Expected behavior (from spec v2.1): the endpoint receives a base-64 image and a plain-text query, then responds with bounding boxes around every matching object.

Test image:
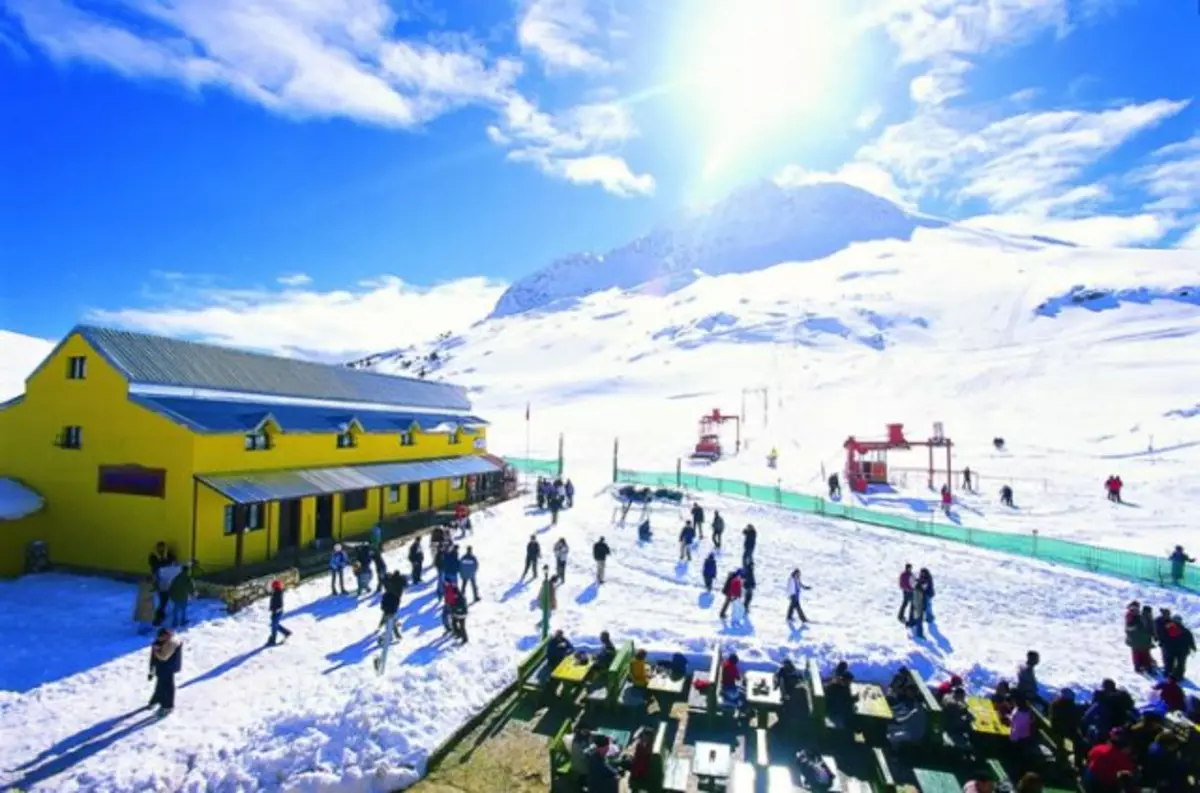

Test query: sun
[675,0,846,180]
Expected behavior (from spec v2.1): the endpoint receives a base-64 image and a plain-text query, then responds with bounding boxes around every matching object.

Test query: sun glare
[677,0,845,181]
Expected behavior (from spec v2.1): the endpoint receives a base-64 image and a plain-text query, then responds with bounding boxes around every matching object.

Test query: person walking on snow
[691,502,705,539]
[565,479,575,509]
[918,568,935,623]
[898,564,915,623]
[372,545,388,594]
[442,579,462,634]
[553,537,569,582]
[459,546,480,603]
[593,537,612,584]
[1126,602,1155,673]
[909,577,928,639]
[828,473,841,499]
[1170,546,1194,586]
[268,579,292,646]
[550,488,562,526]
[711,510,725,548]
[742,524,758,567]
[408,539,424,585]
[1105,475,1124,503]
[679,522,696,561]
[702,552,718,592]
[719,569,743,620]
[1000,484,1015,508]
[786,568,811,623]
[522,535,542,580]
[147,628,182,717]
[940,484,952,515]
[329,544,348,595]
[743,562,758,612]
[962,467,973,492]
[168,563,195,628]
[373,583,402,674]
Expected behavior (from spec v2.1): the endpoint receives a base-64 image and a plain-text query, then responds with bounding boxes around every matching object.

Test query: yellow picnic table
[967,697,1008,737]
[852,683,893,720]
[553,654,593,683]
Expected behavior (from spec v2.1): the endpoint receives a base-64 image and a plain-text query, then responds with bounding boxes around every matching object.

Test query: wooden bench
[907,668,944,741]
[517,635,551,693]
[807,658,829,731]
[874,748,898,793]
[648,720,691,793]
[1032,706,1075,765]
[547,717,574,790]
[586,641,634,710]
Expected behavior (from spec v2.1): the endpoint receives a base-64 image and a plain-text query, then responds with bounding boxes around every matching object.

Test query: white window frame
[67,356,87,380]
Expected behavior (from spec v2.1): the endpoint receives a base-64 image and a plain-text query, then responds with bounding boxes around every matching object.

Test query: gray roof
[64,326,472,411]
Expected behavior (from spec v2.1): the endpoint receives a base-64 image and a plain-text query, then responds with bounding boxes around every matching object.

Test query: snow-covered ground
[4,487,1198,792]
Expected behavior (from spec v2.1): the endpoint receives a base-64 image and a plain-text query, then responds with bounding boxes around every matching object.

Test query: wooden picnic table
[967,696,1009,737]
[648,668,688,696]
[552,654,593,683]
[692,741,732,782]
[852,683,893,720]
[745,670,784,728]
[728,761,756,792]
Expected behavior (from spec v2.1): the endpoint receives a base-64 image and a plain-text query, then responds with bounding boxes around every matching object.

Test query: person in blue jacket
[702,552,717,592]
[329,544,348,595]
[565,479,575,508]
[1170,546,1194,586]
[679,522,696,561]
[459,546,480,603]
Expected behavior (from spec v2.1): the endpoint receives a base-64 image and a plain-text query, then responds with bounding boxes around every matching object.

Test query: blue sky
[1,0,1198,357]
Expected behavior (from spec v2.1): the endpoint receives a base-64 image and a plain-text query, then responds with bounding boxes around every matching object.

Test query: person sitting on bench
[886,687,928,748]
[546,630,574,673]
[825,661,859,729]
[595,631,617,671]
[562,722,593,779]
[942,686,975,744]
[775,658,804,711]
[720,652,746,709]
[630,648,651,688]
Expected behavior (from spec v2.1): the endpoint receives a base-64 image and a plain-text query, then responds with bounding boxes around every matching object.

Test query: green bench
[986,759,1011,788]
[547,717,575,790]
[518,635,552,693]
[807,658,829,731]
[914,767,960,793]
[907,668,944,741]
[648,720,691,793]
[586,640,634,710]
[1032,706,1075,766]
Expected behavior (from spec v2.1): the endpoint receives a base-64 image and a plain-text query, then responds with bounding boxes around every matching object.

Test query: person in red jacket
[719,570,744,620]
[936,674,964,702]
[1086,732,1134,793]
[442,580,460,634]
[720,652,746,709]
[625,728,654,787]
[898,564,914,623]
[1155,676,1185,712]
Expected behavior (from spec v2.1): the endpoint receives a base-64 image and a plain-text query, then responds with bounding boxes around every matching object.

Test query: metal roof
[196,455,503,504]
[132,394,488,434]
[57,326,471,411]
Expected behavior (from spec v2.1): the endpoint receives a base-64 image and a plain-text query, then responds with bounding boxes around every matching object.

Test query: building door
[278,499,302,550]
[406,482,421,513]
[315,494,334,540]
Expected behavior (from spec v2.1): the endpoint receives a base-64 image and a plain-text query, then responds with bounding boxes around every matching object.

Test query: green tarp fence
[503,456,1189,589]
[502,456,561,476]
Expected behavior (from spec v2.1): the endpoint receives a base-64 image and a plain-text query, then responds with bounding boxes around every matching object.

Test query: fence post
[557,433,564,477]
[776,485,782,506]
[744,482,751,498]
[676,458,682,488]
[612,438,619,484]
[1032,529,1038,557]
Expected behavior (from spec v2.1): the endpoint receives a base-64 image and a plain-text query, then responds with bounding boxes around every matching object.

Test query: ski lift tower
[843,422,953,495]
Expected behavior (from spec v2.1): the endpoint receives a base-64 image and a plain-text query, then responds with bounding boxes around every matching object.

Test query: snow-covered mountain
[0,330,53,401]
[489,180,949,318]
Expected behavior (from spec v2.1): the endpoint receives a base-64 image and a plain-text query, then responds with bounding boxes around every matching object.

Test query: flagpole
[525,402,531,492]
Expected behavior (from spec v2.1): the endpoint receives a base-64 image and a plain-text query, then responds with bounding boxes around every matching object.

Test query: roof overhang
[0,477,44,521]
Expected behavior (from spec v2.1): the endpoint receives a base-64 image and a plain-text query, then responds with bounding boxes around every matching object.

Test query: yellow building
[0,326,500,577]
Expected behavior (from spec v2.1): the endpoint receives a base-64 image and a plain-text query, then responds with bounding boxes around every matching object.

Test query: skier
[1169,546,1194,586]
[522,534,541,580]
[373,581,402,674]
[1000,484,1014,508]
[962,467,973,492]
[679,521,696,561]
[459,546,480,603]
[329,544,348,595]
[898,563,914,623]
[702,551,717,592]
[691,502,705,540]
[742,524,758,567]
[918,567,935,623]
[719,569,743,620]
[593,536,612,583]
[786,568,811,623]
[828,473,841,499]
[408,538,425,585]
[267,579,292,647]
[147,627,182,717]
[565,479,575,509]
[743,561,757,612]
[711,510,725,548]
[553,537,569,582]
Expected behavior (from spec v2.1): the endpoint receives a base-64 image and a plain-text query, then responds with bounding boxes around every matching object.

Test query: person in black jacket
[268,580,292,646]
[743,562,757,612]
[691,502,705,539]
[522,535,541,580]
[148,628,182,716]
[711,510,725,548]
[742,524,758,567]
[702,552,717,592]
[372,546,388,594]
[593,537,611,584]
[374,583,403,674]
[408,539,424,585]
[546,630,574,671]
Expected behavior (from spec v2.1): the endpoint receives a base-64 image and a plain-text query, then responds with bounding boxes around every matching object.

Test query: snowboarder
[1000,484,1014,507]
[553,537,569,582]
[268,579,292,646]
[918,567,935,623]
[786,568,811,623]
[742,524,758,567]
[898,563,914,623]
[828,473,841,499]
[1170,546,1194,586]
[719,569,743,620]
[522,535,541,580]
[593,536,611,583]
[459,546,480,603]
[702,551,717,592]
[408,538,425,585]
[743,561,757,612]
[329,544,348,595]
[962,467,973,492]
[679,522,696,561]
[691,502,705,539]
[711,510,725,548]
[168,562,194,628]
[565,479,575,509]
[147,627,182,717]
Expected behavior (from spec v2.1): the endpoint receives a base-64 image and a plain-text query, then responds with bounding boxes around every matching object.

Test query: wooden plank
[754,728,769,766]
[807,658,827,727]
[873,748,897,793]
[663,756,691,792]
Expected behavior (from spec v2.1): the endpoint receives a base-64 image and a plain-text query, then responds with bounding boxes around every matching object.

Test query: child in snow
[147,628,183,717]
[353,561,372,596]
[329,544,348,595]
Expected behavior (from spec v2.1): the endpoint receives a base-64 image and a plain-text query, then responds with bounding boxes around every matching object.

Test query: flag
[525,402,530,422]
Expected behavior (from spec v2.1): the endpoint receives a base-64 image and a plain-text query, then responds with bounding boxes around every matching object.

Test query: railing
[503,456,1189,589]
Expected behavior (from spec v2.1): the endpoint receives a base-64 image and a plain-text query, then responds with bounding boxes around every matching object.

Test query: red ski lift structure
[843,422,953,495]
[691,408,741,461]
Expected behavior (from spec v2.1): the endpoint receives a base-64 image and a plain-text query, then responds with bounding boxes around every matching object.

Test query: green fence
[613,467,1191,589]
[502,456,562,476]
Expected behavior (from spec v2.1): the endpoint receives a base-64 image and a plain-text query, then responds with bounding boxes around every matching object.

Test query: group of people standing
[536,476,575,525]
[1123,601,1195,679]
[897,563,935,638]
[136,542,196,632]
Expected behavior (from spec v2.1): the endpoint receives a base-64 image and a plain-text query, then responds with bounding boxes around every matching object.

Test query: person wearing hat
[329,543,348,595]
[268,579,292,646]
[148,627,183,716]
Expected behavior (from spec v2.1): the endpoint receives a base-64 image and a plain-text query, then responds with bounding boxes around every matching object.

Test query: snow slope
[4,488,1198,792]
[0,330,53,401]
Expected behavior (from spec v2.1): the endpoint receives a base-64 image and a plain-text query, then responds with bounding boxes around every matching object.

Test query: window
[98,465,166,498]
[224,503,265,535]
[450,477,463,489]
[244,430,270,451]
[60,426,82,449]
[448,430,461,445]
[67,356,87,379]
[387,485,400,503]
[336,431,356,449]
[399,431,414,447]
[343,489,368,512]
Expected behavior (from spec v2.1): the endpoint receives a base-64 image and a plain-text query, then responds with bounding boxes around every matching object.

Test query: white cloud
[909,58,971,107]
[854,103,883,131]
[87,274,508,360]
[960,212,1167,247]
[517,0,611,73]
[277,273,313,288]
[775,162,912,210]
[514,152,654,197]
[6,0,522,129]
[1008,87,1041,104]
[1179,225,1200,250]
[1130,134,1200,213]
